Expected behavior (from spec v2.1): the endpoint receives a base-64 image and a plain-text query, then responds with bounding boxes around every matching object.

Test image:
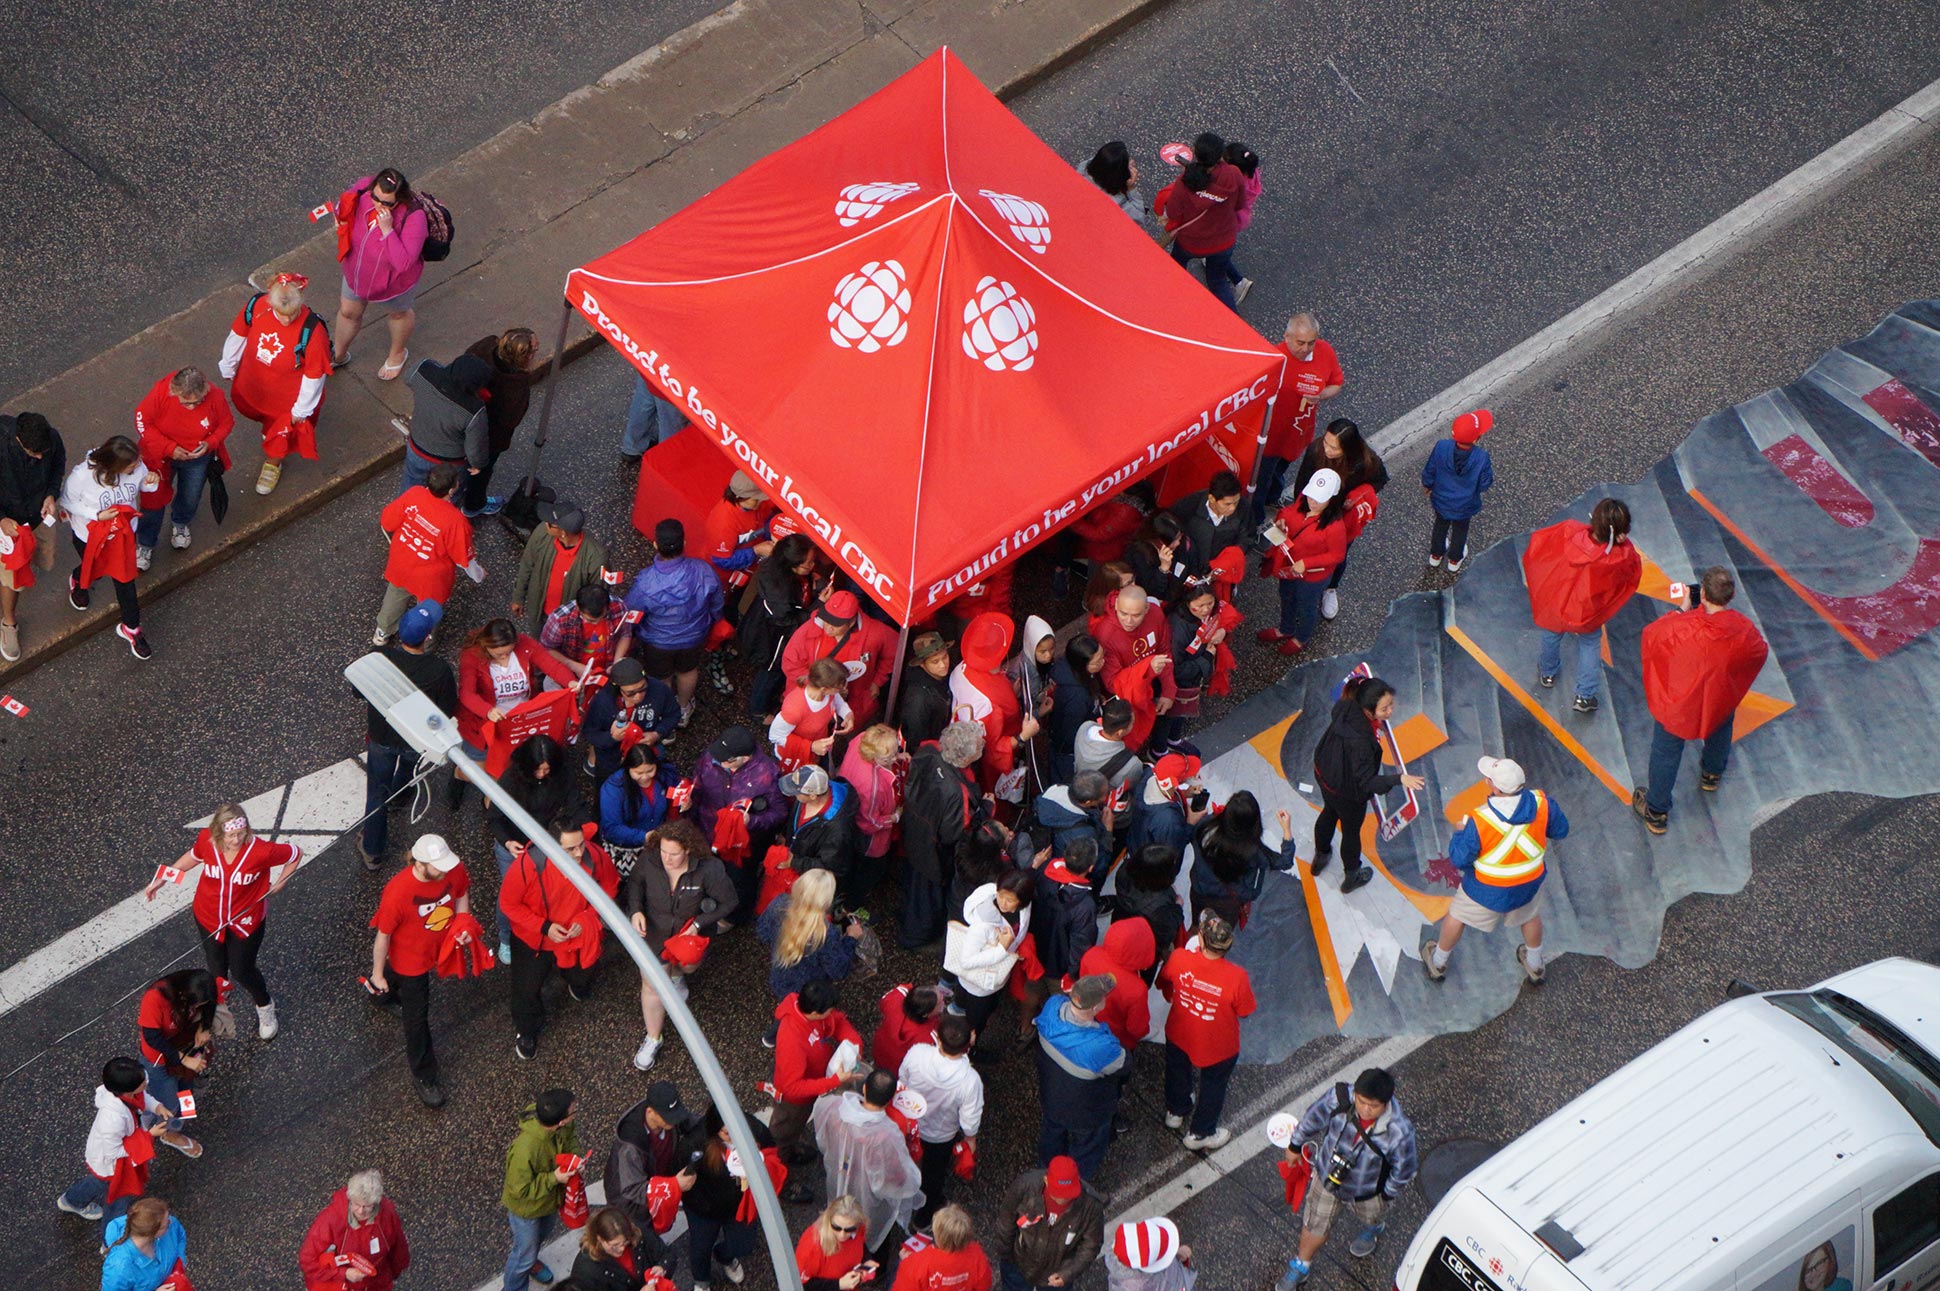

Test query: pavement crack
[0,82,139,198]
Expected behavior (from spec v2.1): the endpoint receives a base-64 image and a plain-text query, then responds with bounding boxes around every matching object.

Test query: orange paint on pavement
[1247,709,1301,771]
[1296,862,1355,1028]
[1444,622,1632,802]
[1733,690,1794,741]
[1381,711,1448,766]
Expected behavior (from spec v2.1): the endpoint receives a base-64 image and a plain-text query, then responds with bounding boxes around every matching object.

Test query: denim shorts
[340,275,419,311]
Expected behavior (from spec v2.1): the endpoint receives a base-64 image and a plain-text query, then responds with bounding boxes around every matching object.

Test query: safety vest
[1470,792,1550,887]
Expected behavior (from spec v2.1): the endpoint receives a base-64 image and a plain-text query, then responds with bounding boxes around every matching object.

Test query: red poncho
[81,505,138,585]
[1523,520,1643,634]
[948,612,1025,797]
[1640,606,1769,739]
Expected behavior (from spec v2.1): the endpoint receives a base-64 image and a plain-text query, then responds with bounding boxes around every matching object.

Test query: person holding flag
[56,1058,197,1225]
[368,834,477,1107]
[1310,676,1424,895]
[1258,468,1348,657]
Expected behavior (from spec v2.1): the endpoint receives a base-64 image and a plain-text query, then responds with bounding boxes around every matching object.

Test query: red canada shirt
[136,986,179,1065]
[1158,946,1257,1067]
[891,1242,993,1291]
[1264,339,1345,460]
[379,486,475,602]
[372,864,472,976]
[191,831,301,940]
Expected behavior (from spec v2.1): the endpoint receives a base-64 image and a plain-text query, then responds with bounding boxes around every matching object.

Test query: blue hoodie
[1448,789,1569,912]
[1035,994,1125,1132]
[625,555,724,650]
[1420,439,1494,521]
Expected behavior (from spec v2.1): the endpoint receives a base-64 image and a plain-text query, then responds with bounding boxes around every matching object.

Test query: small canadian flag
[154,864,188,886]
[1,695,28,717]
[621,609,644,626]
[175,1091,197,1119]
[668,778,696,810]
[309,203,333,222]
[601,566,625,586]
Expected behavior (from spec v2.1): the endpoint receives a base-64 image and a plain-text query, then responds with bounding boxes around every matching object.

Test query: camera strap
[1330,1082,1393,1199]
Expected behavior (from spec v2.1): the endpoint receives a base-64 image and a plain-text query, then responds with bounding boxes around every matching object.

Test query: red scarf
[435,912,493,977]
[106,1091,154,1202]
[81,506,138,585]
[712,801,752,866]
[543,537,580,615]
[735,1147,787,1223]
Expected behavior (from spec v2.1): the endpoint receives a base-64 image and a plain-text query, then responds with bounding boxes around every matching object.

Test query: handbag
[942,921,1015,996]
[849,922,883,980]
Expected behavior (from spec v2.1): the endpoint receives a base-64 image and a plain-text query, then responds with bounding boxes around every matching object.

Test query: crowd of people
[22,137,1783,1291]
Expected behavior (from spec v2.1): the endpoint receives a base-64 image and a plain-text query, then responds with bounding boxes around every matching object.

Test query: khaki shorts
[1302,1184,1388,1239]
[0,564,17,591]
[1447,886,1540,933]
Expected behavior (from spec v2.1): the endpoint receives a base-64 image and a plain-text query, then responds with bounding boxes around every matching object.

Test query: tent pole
[524,296,575,491]
[884,621,912,721]
[1245,394,1279,504]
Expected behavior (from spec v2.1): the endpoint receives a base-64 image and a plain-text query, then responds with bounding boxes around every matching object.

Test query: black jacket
[738,558,811,672]
[1169,612,1217,691]
[1034,874,1099,982]
[1169,489,1244,582]
[1312,693,1400,803]
[1127,538,1183,606]
[571,1247,655,1291]
[788,786,860,883]
[895,665,953,749]
[902,745,980,884]
[0,415,66,526]
[1293,441,1389,500]
[608,1097,707,1246]
[1045,657,1101,784]
[488,769,579,848]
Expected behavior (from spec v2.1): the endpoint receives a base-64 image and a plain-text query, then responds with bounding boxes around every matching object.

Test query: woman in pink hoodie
[839,722,906,899]
[332,168,430,380]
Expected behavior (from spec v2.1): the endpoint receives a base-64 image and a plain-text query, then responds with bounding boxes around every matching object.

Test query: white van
[1393,958,1940,1291]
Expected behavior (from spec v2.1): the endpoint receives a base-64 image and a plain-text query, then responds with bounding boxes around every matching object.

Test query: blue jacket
[1420,439,1494,521]
[101,1215,188,1291]
[599,766,673,848]
[625,556,724,650]
[1033,785,1107,857]
[757,893,860,1000]
[583,674,679,781]
[1449,789,1569,912]
[1035,995,1125,1132]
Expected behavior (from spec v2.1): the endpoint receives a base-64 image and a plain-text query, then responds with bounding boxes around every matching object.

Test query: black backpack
[416,193,455,262]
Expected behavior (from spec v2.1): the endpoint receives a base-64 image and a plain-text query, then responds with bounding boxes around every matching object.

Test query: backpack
[241,293,327,367]
[415,193,455,262]
[1343,482,1381,543]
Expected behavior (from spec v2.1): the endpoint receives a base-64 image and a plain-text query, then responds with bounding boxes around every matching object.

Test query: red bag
[1,523,36,591]
[712,802,753,866]
[558,1154,588,1228]
[484,689,579,777]
[1007,932,1045,1001]
[1278,1156,1313,1212]
[158,1260,196,1291]
[755,843,798,915]
[951,1137,977,1181]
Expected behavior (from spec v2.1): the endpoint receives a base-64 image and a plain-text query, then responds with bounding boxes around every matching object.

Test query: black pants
[1313,791,1370,874]
[200,921,270,1006]
[913,1134,959,1227]
[899,869,948,948]
[389,970,437,1080]
[462,448,503,513]
[1429,514,1471,561]
[508,937,597,1046]
[70,534,139,629]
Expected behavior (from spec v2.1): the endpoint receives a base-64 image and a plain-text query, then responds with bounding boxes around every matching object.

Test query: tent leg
[1245,394,1279,502]
[523,297,575,493]
[883,622,912,722]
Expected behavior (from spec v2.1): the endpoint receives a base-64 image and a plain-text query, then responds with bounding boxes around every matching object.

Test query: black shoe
[1538,674,1557,689]
[442,777,467,811]
[761,1020,778,1049]
[1699,771,1722,792]
[1339,865,1373,895]
[117,625,152,660]
[515,1035,537,1060]
[1309,849,1332,876]
[567,983,592,1003]
[1631,788,1668,835]
[415,1077,447,1108]
[68,574,89,611]
[1572,694,1598,714]
[620,453,643,471]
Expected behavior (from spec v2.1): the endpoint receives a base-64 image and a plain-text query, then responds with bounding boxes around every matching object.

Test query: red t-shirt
[1264,339,1345,460]
[891,1243,993,1291]
[379,486,475,603]
[796,1224,868,1282]
[137,986,175,1064]
[372,864,472,976]
[1158,947,1257,1066]
[191,831,301,940]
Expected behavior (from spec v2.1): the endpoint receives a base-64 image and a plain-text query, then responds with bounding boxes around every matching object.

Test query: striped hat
[1113,1217,1180,1273]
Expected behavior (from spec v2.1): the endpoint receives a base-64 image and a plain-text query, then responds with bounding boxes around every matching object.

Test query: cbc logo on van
[833,181,920,227]
[961,276,1038,372]
[828,260,913,353]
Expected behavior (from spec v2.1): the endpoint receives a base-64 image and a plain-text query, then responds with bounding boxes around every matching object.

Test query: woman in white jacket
[61,435,155,658]
[945,869,1035,1035]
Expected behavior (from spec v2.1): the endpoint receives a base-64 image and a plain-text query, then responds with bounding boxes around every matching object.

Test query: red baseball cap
[1044,1155,1082,1202]
[1152,753,1202,793]
[1452,408,1494,445]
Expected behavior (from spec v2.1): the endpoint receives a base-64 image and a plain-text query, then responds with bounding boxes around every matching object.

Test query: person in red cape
[299,1169,411,1291]
[949,612,1039,800]
[375,462,474,646]
[217,272,330,495]
[132,366,232,569]
[1524,497,1643,715]
[500,817,620,1060]
[781,590,900,729]
[56,1057,196,1224]
[367,833,472,1108]
[60,434,155,658]
[1633,566,1769,834]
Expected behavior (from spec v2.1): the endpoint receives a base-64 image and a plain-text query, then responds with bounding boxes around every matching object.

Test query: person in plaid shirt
[540,582,632,681]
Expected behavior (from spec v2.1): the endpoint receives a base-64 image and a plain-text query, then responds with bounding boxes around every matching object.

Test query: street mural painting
[1206,300,1940,1063]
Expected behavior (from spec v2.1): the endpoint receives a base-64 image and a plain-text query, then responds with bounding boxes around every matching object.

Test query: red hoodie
[1079,918,1157,1050]
[948,613,1026,795]
[298,1187,410,1291]
[1523,520,1642,634]
[872,983,940,1074]
[1094,603,1178,700]
[1640,605,1769,740]
[772,994,863,1105]
[497,842,621,968]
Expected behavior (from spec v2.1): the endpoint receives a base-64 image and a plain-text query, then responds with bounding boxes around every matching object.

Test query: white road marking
[1370,74,1940,460]
[0,757,366,1018]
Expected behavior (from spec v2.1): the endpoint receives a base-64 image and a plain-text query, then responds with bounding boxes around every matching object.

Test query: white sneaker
[56,1195,104,1220]
[257,1001,279,1041]
[632,1034,662,1071]
[1427,553,1443,569]
[1321,588,1340,620]
[1164,1112,1185,1131]
[722,1259,746,1285]
[1233,277,1254,306]
[1182,1127,1232,1151]
[135,545,153,572]
[170,524,191,550]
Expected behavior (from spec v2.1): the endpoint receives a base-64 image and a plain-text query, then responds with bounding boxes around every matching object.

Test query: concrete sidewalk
[0,0,1166,679]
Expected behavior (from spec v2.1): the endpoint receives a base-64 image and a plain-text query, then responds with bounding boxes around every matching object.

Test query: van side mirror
[1725,978,1762,999]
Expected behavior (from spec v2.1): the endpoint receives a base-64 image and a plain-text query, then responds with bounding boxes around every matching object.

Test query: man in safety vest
[1423,755,1568,986]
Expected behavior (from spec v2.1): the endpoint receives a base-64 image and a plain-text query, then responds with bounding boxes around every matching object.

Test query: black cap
[609,657,646,686]
[539,500,585,535]
[645,1080,691,1122]
[709,726,756,761]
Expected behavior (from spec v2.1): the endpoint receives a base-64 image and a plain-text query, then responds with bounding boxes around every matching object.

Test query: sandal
[331,352,352,371]
[377,349,410,381]
[160,1133,203,1159]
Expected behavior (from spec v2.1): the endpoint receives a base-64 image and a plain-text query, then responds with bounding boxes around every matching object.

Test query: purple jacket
[692,749,788,839]
[342,175,429,302]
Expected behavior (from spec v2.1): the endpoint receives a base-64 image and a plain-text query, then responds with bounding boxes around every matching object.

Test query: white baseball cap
[1266,1112,1298,1149]
[1301,468,1343,504]
[410,834,461,873]
[1477,756,1526,794]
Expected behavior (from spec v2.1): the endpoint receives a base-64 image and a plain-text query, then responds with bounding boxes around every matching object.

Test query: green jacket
[512,528,609,629]
[502,1105,581,1219]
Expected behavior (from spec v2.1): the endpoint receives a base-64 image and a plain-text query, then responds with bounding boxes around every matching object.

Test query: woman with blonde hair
[571,1204,664,1291]
[795,1195,872,1291]
[218,271,331,494]
[463,325,551,517]
[100,1195,189,1291]
[143,802,303,1041]
[758,868,864,1028]
[891,1204,990,1291]
[60,434,154,657]
[838,724,905,897]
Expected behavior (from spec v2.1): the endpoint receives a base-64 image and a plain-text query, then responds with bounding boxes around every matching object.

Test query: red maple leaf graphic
[1423,854,1464,889]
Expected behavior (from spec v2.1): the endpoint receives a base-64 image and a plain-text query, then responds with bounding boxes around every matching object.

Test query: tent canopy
[569,48,1284,623]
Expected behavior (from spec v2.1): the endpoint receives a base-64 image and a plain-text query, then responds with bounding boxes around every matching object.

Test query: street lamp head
[344,653,462,762]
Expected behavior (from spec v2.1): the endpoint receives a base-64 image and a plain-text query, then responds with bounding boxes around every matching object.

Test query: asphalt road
[0,0,729,395]
[4,3,1940,1289]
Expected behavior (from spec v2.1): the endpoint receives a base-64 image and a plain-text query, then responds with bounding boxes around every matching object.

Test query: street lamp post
[344,653,801,1285]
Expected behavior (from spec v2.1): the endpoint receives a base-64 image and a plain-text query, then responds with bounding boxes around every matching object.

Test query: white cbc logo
[828,260,912,353]
[833,181,920,227]
[980,190,1051,254]
[961,276,1037,372]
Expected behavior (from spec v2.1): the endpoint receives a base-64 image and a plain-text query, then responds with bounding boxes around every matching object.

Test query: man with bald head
[1255,313,1346,530]
[1093,584,1175,716]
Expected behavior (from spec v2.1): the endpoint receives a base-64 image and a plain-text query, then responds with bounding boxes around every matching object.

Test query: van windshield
[1768,989,1940,1145]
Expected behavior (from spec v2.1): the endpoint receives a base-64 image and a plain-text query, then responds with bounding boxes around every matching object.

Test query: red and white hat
[1114,1217,1180,1273]
[1151,753,1201,794]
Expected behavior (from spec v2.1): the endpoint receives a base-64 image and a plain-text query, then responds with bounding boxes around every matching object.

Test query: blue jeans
[504,1210,557,1291]
[58,1173,131,1228]
[1538,629,1603,700]
[137,1055,188,1133]
[1039,1117,1114,1180]
[398,444,461,497]
[622,376,690,455]
[135,455,214,547]
[1163,1043,1239,1138]
[1002,1262,1053,1291]
[1278,578,1328,642]
[1169,244,1238,310]
[1644,715,1734,815]
[686,1209,756,1284]
[363,739,416,858]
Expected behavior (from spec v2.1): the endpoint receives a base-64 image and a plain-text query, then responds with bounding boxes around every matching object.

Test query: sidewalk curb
[0,0,1173,684]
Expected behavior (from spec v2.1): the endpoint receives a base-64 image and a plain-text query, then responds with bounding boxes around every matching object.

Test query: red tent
[568,49,1285,624]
